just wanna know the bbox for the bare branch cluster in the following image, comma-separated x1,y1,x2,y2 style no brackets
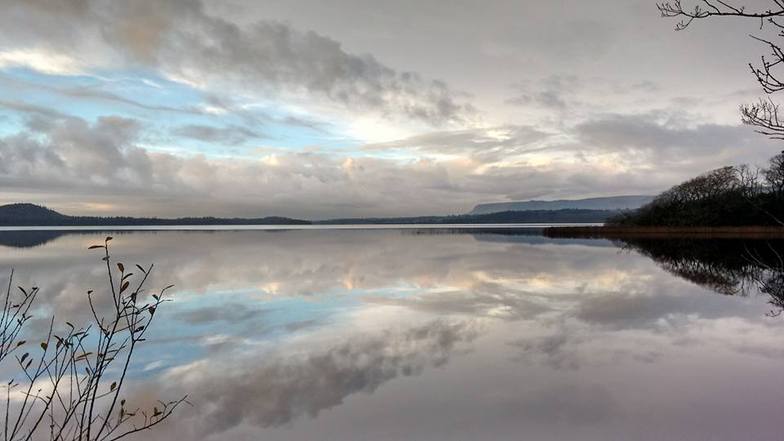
0,238,185,441
657,0,784,30
744,243,784,316
658,1,784,141
741,97,784,138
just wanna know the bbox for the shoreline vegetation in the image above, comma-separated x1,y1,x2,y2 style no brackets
544,226,784,239
0,238,184,440
547,151,784,239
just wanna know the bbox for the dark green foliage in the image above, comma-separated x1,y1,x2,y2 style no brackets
609,152,784,227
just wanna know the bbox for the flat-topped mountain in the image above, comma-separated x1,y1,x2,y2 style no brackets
470,195,654,215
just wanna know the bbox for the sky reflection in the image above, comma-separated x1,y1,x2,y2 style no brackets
0,230,782,441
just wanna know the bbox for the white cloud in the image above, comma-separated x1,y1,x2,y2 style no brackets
0,48,84,75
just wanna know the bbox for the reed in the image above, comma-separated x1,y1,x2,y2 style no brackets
544,226,784,239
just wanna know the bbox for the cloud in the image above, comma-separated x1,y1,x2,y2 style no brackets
362,125,554,162
0,48,85,75
0,115,693,217
507,75,580,110
574,111,780,167
172,124,266,145
1,99,778,218
0,0,474,126
0,114,161,192
174,303,265,325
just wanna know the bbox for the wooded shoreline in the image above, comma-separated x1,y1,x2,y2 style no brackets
544,226,784,239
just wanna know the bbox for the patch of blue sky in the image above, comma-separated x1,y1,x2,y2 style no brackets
0,67,196,125
0,67,367,158
3,67,203,112
0,110,25,138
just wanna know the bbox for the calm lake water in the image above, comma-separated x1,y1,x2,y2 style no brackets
1,228,783,441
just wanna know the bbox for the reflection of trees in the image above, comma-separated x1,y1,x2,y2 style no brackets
0,230,143,249
0,230,66,248
619,238,784,315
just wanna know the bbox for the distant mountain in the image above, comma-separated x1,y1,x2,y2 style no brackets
316,209,615,225
0,203,311,226
469,196,654,215
0,203,69,223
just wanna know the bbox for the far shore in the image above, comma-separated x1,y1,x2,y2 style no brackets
544,226,784,239
0,223,595,232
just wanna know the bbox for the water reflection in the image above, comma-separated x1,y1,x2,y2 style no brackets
0,229,782,441
616,238,784,314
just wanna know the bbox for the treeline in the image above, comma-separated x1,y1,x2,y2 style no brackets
0,215,312,226
609,152,784,227
0,204,312,226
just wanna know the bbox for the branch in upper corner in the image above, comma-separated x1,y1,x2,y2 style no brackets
657,1,784,30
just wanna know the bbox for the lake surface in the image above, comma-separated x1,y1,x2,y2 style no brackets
1,228,783,441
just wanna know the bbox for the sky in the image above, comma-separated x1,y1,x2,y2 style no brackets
0,0,781,219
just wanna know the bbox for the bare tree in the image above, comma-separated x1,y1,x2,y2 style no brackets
0,237,186,440
765,149,784,193
657,1,784,138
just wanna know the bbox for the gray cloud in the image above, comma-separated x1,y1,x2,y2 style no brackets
172,124,266,145
575,111,780,166
0,114,161,193
1,0,474,126
507,75,580,110
0,108,669,217
4,106,774,218
174,303,265,325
